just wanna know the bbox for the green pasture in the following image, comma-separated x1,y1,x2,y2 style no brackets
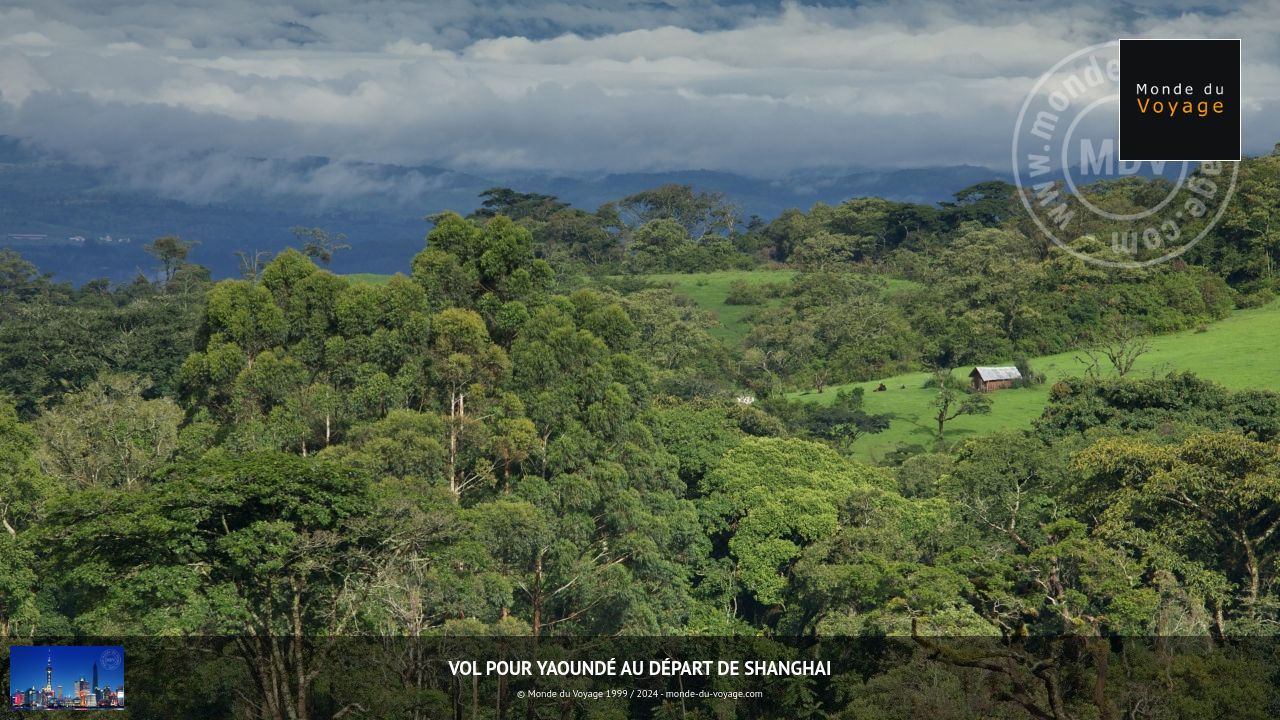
638,270,795,343
793,300,1280,463
639,270,918,344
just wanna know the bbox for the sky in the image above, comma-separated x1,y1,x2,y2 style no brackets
9,646,125,697
1,0,1278,199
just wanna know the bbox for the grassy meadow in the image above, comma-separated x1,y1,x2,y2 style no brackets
638,269,795,343
792,300,1280,462
638,269,918,344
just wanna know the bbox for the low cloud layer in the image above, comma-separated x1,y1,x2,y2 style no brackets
2,0,1279,200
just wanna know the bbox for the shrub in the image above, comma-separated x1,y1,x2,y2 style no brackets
1014,356,1045,387
725,280,768,306
1238,288,1276,309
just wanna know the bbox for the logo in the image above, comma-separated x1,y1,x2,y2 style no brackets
99,648,122,671
1012,41,1238,268
1119,39,1241,161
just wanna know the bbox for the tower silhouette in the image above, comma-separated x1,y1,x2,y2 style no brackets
42,651,53,706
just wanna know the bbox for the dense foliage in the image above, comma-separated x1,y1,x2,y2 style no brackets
4,158,1280,718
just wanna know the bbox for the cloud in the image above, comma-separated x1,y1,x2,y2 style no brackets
1,0,1277,203
111,152,465,208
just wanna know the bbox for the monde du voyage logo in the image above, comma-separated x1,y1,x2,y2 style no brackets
1013,39,1241,268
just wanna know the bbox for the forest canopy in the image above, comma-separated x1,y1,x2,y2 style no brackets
4,157,1280,719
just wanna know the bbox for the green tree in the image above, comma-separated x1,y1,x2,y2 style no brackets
470,187,568,222
791,230,864,270
321,410,446,482
783,483,972,636
618,288,734,397
0,289,199,419
49,452,376,719
626,218,694,273
0,531,39,641
0,396,52,646
939,181,1017,227
413,213,553,314
1036,372,1280,442
760,207,813,261
701,437,894,610
615,183,738,239
534,207,617,266
1077,432,1280,632
0,397,45,537
36,374,183,489
202,279,287,362
796,388,892,452
927,432,1165,720
0,249,45,307
291,226,351,266
931,370,992,440
144,235,198,282
429,308,511,499
1200,152,1280,283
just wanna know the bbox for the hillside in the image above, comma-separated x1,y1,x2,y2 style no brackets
793,300,1280,462
635,270,920,345
635,270,795,343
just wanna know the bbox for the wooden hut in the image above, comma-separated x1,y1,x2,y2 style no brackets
969,366,1022,392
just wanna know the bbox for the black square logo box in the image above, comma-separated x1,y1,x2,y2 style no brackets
1119,38,1241,161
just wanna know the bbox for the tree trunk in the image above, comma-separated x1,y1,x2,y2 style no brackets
498,674,507,720
1212,602,1226,645
292,583,308,720
449,403,458,496
1088,637,1117,720
1242,532,1261,611
448,391,465,498
531,552,543,639
453,673,464,720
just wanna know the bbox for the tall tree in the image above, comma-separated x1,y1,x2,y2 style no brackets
0,249,45,307
428,308,511,499
1077,432,1280,631
201,279,288,363
0,397,50,540
291,227,351,267
49,452,377,720
615,184,738,238
144,235,198,282
701,437,894,611
470,188,568,222
413,213,553,313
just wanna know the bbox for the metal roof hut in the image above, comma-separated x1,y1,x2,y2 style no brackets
969,366,1022,392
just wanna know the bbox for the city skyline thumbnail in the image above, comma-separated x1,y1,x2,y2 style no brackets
9,646,124,710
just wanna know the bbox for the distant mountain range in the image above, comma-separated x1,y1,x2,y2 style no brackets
0,136,1006,283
